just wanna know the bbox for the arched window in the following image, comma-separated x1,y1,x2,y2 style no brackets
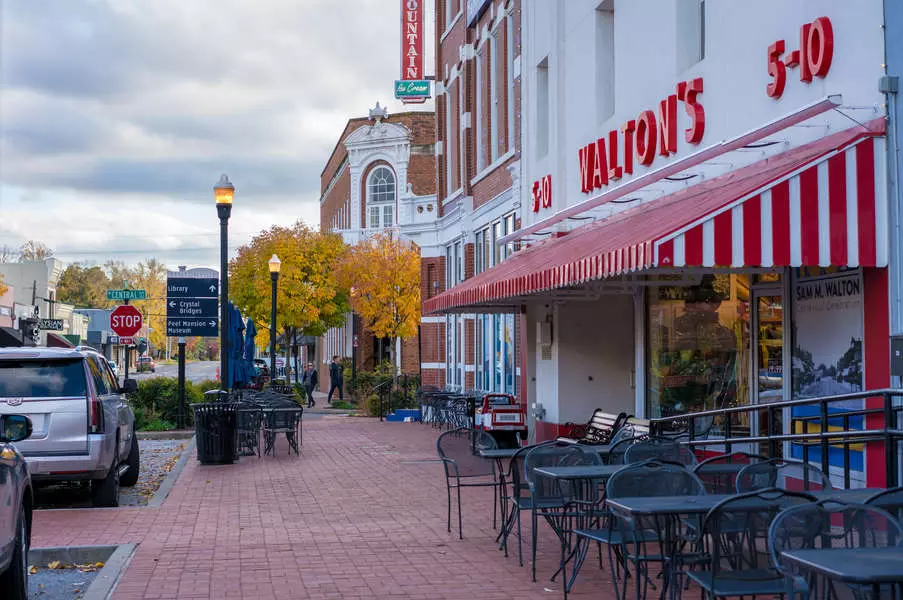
366,165,396,229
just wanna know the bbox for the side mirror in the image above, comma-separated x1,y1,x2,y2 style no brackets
122,379,139,394
0,415,33,443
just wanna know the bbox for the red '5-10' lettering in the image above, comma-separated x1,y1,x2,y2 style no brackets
767,16,834,99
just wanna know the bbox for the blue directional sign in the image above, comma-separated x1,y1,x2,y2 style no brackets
166,275,219,337
166,318,218,338
166,277,218,299
166,298,218,319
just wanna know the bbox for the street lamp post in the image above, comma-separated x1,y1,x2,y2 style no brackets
214,174,234,392
268,254,281,383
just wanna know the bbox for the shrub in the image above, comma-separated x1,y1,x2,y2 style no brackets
127,377,205,428
363,394,381,417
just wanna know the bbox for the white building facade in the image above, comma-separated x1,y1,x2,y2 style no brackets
426,0,900,487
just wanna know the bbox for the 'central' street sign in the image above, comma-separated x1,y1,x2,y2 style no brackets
106,289,146,301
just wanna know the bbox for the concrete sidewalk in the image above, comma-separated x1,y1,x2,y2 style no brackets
32,416,618,599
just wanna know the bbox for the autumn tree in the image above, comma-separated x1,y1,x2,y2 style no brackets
230,221,350,379
57,263,111,308
338,230,421,374
128,259,167,352
0,245,16,264
0,274,7,297
18,240,54,262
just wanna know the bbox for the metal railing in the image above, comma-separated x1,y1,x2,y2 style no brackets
649,388,903,489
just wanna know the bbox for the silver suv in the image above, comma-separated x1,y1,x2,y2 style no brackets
0,348,140,507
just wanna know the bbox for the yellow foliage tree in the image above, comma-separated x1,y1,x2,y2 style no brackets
338,230,421,372
0,274,7,297
128,259,167,353
230,221,349,376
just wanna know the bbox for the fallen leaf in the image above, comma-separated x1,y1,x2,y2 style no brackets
48,560,62,570
95,561,105,568
29,565,38,574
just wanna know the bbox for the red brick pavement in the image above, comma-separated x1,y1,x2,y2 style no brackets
32,417,621,599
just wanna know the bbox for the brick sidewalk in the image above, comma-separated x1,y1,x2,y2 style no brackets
32,417,619,599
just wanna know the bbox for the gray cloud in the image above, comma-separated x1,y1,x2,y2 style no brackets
0,0,433,239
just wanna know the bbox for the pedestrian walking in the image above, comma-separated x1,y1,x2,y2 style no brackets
327,355,344,404
304,362,318,408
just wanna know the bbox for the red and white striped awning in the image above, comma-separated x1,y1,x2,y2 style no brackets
423,120,887,315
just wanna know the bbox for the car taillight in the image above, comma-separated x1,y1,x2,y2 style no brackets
88,393,103,433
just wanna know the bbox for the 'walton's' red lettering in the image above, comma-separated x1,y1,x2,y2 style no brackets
578,78,705,195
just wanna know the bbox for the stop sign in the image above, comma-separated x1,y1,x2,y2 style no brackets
110,305,143,337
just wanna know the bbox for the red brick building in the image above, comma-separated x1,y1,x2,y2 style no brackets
418,0,523,392
319,0,522,399
318,106,436,384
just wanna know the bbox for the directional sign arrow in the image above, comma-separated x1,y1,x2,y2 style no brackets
166,277,219,299
166,298,218,319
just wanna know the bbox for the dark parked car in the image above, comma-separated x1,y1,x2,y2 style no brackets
136,356,155,373
0,414,34,599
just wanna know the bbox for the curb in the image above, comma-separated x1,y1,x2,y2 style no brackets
137,430,194,440
29,543,137,600
148,436,195,508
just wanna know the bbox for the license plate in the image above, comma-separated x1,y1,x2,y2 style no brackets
495,414,520,423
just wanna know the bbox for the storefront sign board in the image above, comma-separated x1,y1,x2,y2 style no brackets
401,0,423,80
790,269,864,480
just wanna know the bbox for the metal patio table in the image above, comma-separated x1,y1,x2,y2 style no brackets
782,547,903,600
603,488,891,600
531,465,625,598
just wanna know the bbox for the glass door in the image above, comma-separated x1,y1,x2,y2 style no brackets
752,288,785,457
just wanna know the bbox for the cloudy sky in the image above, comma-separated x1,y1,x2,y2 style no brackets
0,0,433,269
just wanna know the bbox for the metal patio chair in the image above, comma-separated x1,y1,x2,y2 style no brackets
606,435,647,465
768,499,903,600
236,407,263,457
575,460,706,600
498,441,556,565
867,485,903,523
263,407,302,456
624,437,698,467
735,458,832,493
436,427,500,539
693,452,768,494
678,488,816,599
522,443,603,583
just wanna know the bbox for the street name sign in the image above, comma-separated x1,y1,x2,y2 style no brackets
38,319,64,331
166,275,219,337
106,289,146,301
394,79,431,100
110,305,143,337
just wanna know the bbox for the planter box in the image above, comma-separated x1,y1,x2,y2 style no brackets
385,409,421,422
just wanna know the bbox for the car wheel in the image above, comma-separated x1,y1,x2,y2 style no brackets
0,505,28,599
120,432,140,487
91,459,120,507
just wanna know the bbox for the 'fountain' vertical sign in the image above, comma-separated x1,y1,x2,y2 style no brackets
401,0,423,81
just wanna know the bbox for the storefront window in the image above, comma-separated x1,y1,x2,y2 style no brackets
647,274,751,418
504,314,515,394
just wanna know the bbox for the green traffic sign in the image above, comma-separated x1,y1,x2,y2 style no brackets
394,79,431,99
107,289,146,300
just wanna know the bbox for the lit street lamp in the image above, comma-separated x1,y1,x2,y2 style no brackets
214,174,234,391
268,254,281,382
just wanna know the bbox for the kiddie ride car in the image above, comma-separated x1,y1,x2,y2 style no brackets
474,393,527,449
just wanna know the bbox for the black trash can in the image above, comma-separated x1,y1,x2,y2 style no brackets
193,400,238,465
